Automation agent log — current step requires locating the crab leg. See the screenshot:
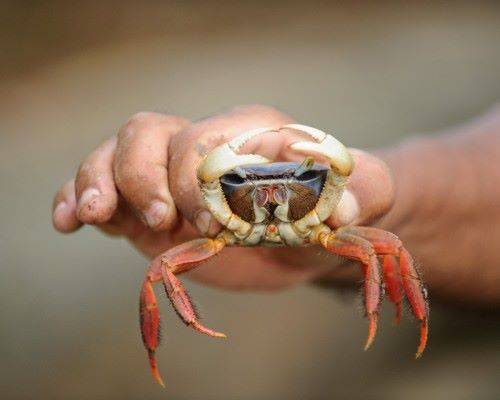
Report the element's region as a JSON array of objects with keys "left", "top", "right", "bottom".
[
  {"left": 381, "top": 255, "right": 404, "bottom": 324},
  {"left": 337, "top": 226, "right": 429, "bottom": 358},
  {"left": 139, "top": 238, "right": 226, "bottom": 387},
  {"left": 318, "top": 231, "right": 382, "bottom": 351}
]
